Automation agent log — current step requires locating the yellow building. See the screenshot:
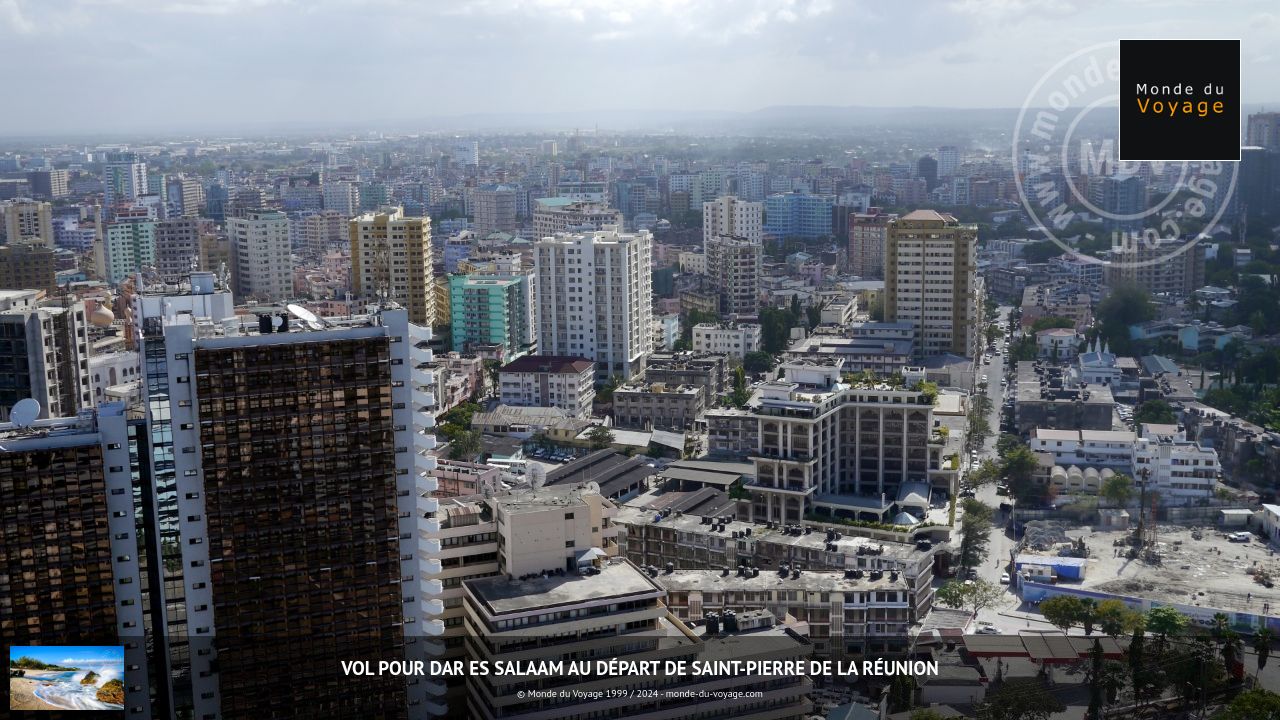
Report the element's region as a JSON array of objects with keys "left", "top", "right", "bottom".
[
  {"left": 349, "top": 207, "right": 435, "bottom": 326},
  {"left": 885, "top": 209, "right": 980, "bottom": 358}
]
